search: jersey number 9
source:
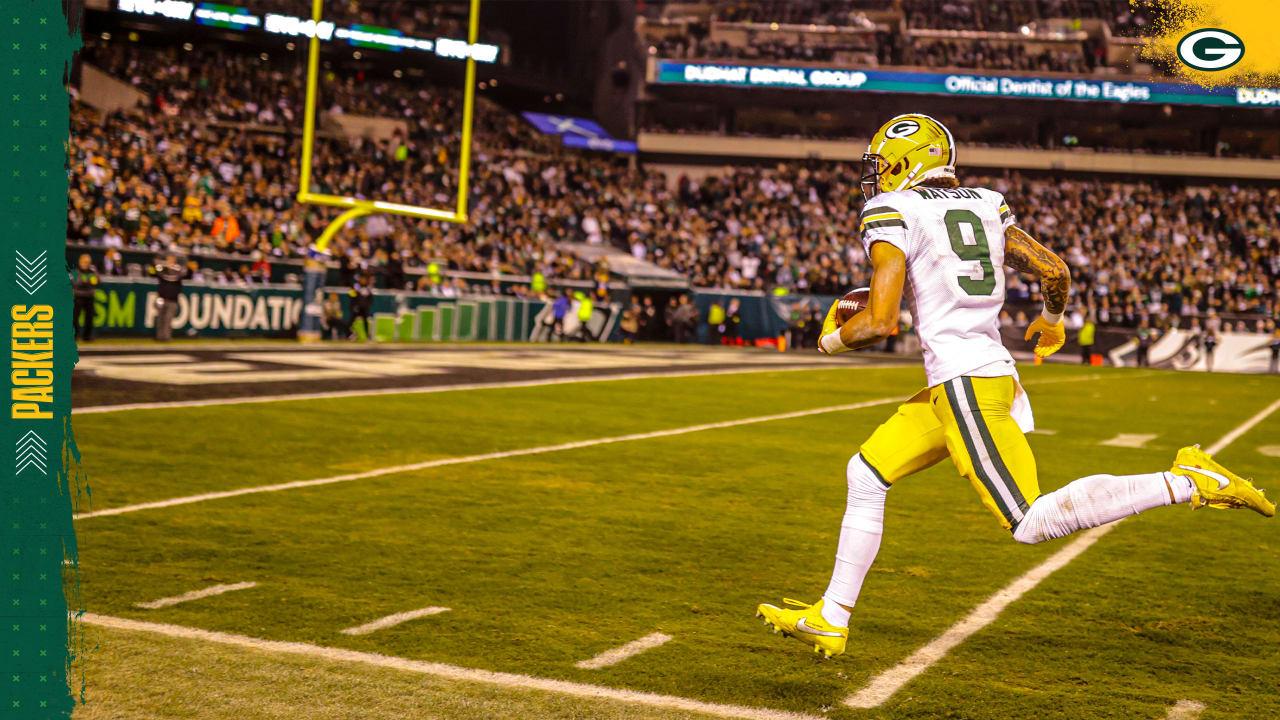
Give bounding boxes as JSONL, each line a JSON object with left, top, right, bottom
{"left": 944, "top": 209, "right": 996, "bottom": 296}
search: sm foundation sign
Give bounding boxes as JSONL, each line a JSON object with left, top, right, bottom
{"left": 92, "top": 281, "right": 304, "bottom": 337}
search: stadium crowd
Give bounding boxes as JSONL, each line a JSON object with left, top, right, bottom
{"left": 994, "top": 177, "right": 1280, "bottom": 330}
{"left": 651, "top": 35, "right": 873, "bottom": 65}
{"left": 644, "top": 0, "right": 1151, "bottom": 74}
{"left": 689, "top": 0, "right": 1156, "bottom": 34}
{"left": 896, "top": 0, "right": 1154, "bottom": 35}
{"left": 70, "top": 39, "right": 1278, "bottom": 331}
{"left": 905, "top": 38, "right": 1091, "bottom": 74}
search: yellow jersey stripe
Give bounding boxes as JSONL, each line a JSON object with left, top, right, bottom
{"left": 861, "top": 211, "right": 903, "bottom": 223}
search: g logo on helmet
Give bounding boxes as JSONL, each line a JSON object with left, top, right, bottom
{"left": 1176, "top": 28, "right": 1244, "bottom": 72}
{"left": 885, "top": 120, "right": 920, "bottom": 139}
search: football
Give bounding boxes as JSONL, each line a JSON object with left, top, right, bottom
{"left": 835, "top": 287, "right": 872, "bottom": 325}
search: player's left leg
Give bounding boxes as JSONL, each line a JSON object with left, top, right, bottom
{"left": 757, "top": 390, "right": 948, "bottom": 657}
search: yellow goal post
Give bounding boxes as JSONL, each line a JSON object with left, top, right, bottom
{"left": 296, "top": 0, "right": 479, "bottom": 252}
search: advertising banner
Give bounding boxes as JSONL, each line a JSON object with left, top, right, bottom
{"left": 655, "top": 60, "right": 1280, "bottom": 109}
{"left": 114, "top": 0, "right": 499, "bottom": 62}
{"left": 89, "top": 281, "right": 305, "bottom": 338}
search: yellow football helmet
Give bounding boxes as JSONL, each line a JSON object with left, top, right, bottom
{"left": 861, "top": 113, "right": 956, "bottom": 199}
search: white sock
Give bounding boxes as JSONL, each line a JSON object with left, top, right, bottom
{"left": 1013, "top": 471, "right": 1189, "bottom": 545}
{"left": 821, "top": 454, "right": 888, "bottom": 627}
{"left": 1165, "top": 471, "right": 1195, "bottom": 504}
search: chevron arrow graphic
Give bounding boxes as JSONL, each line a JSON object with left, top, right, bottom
{"left": 15, "top": 249, "right": 48, "bottom": 296}
{"left": 15, "top": 441, "right": 46, "bottom": 460}
{"left": 15, "top": 430, "right": 48, "bottom": 475}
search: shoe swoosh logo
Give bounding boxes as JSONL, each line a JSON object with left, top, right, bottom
{"left": 795, "top": 618, "right": 842, "bottom": 637}
{"left": 1179, "top": 464, "right": 1230, "bottom": 490}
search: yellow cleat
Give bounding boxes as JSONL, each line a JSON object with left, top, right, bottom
{"left": 1171, "top": 445, "right": 1274, "bottom": 517}
{"left": 755, "top": 598, "right": 848, "bottom": 658}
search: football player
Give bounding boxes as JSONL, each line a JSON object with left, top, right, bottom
{"left": 756, "top": 113, "right": 1274, "bottom": 658}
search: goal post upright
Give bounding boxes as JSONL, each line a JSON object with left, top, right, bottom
{"left": 456, "top": 0, "right": 479, "bottom": 219}
{"left": 295, "top": 0, "right": 480, "bottom": 242}
{"left": 294, "top": 0, "right": 481, "bottom": 341}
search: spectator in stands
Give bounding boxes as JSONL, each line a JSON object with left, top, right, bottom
{"left": 322, "top": 292, "right": 350, "bottom": 341}
{"left": 250, "top": 251, "right": 271, "bottom": 284}
{"left": 639, "top": 296, "right": 660, "bottom": 341}
{"left": 551, "top": 290, "right": 571, "bottom": 341}
{"left": 707, "top": 301, "right": 726, "bottom": 345}
{"left": 1134, "top": 318, "right": 1153, "bottom": 368}
{"left": 576, "top": 292, "right": 596, "bottom": 342}
{"left": 620, "top": 303, "right": 640, "bottom": 344}
{"left": 386, "top": 250, "right": 407, "bottom": 290}
{"left": 1078, "top": 312, "right": 1096, "bottom": 364}
{"left": 211, "top": 201, "right": 242, "bottom": 250}
{"left": 724, "top": 298, "right": 743, "bottom": 345}
{"left": 349, "top": 275, "right": 375, "bottom": 341}
{"left": 1203, "top": 327, "right": 1219, "bottom": 371}
{"left": 672, "top": 295, "right": 699, "bottom": 344}
{"left": 102, "top": 248, "right": 125, "bottom": 276}
{"left": 70, "top": 253, "right": 99, "bottom": 342}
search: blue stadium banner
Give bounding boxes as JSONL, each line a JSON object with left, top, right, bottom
{"left": 1, "top": 1, "right": 86, "bottom": 718}
{"left": 522, "top": 112, "right": 637, "bottom": 154}
{"left": 522, "top": 112, "right": 611, "bottom": 139}
{"left": 655, "top": 60, "right": 1280, "bottom": 108}
{"left": 562, "top": 135, "right": 638, "bottom": 154}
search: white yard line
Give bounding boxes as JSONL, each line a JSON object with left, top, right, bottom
{"left": 1163, "top": 700, "right": 1206, "bottom": 719}
{"left": 74, "top": 396, "right": 903, "bottom": 521}
{"left": 844, "top": 395, "right": 1280, "bottom": 710}
{"left": 134, "top": 582, "right": 257, "bottom": 610}
{"left": 73, "top": 363, "right": 864, "bottom": 415}
{"left": 73, "top": 372, "right": 1112, "bottom": 523}
{"left": 1208, "top": 398, "right": 1280, "bottom": 454}
{"left": 340, "top": 607, "right": 451, "bottom": 636}
{"left": 1099, "top": 433, "right": 1158, "bottom": 448}
{"left": 574, "top": 633, "right": 673, "bottom": 670}
{"left": 79, "top": 613, "right": 821, "bottom": 720}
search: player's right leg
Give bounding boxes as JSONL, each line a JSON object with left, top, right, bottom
{"left": 933, "top": 375, "right": 1272, "bottom": 546}
{"left": 756, "top": 389, "right": 948, "bottom": 657}
{"left": 1011, "top": 445, "right": 1272, "bottom": 543}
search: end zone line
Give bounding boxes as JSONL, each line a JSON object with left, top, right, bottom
{"left": 574, "top": 633, "right": 673, "bottom": 670}
{"left": 844, "top": 396, "right": 1280, "bottom": 709}
{"left": 80, "top": 613, "right": 822, "bottom": 720}
{"left": 134, "top": 582, "right": 258, "bottom": 610}
{"left": 340, "top": 607, "right": 451, "bottom": 636}
{"left": 72, "top": 373, "right": 1115, "bottom": 522}
{"left": 73, "top": 363, "right": 872, "bottom": 415}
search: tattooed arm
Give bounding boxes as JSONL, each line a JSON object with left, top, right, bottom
{"left": 1004, "top": 225, "right": 1070, "bottom": 316}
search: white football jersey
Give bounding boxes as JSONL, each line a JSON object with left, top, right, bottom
{"left": 859, "top": 186, "right": 1016, "bottom": 388}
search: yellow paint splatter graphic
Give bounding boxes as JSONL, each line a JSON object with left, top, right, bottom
{"left": 1140, "top": 0, "right": 1280, "bottom": 87}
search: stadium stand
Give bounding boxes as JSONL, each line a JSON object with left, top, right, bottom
{"left": 639, "top": 0, "right": 1160, "bottom": 75}
{"left": 70, "top": 30, "right": 1277, "bottom": 333}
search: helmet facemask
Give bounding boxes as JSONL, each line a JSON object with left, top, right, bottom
{"left": 860, "top": 152, "right": 887, "bottom": 200}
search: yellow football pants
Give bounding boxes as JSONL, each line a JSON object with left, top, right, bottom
{"left": 859, "top": 375, "right": 1039, "bottom": 531}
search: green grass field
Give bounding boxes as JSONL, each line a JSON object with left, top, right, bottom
{"left": 68, "top": 361, "right": 1280, "bottom": 719}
